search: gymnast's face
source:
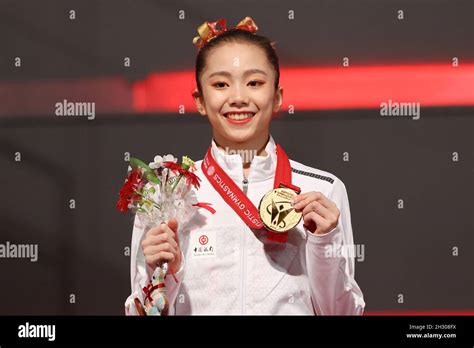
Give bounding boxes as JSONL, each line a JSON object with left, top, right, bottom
{"left": 194, "top": 41, "right": 283, "bottom": 149}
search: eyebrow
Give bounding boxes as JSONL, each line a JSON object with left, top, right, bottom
{"left": 207, "top": 69, "right": 268, "bottom": 79}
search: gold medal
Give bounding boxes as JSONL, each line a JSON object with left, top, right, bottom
{"left": 258, "top": 187, "right": 302, "bottom": 233}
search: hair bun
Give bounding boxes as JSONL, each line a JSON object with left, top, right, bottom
{"left": 192, "top": 16, "right": 258, "bottom": 49}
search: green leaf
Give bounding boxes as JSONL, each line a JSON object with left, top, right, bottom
{"left": 130, "top": 157, "right": 161, "bottom": 185}
{"left": 130, "top": 157, "right": 150, "bottom": 171}
{"left": 146, "top": 171, "right": 160, "bottom": 184}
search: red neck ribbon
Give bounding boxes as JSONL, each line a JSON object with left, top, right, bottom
{"left": 201, "top": 144, "right": 300, "bottom": 243}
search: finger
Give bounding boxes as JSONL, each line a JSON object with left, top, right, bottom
{"left": 292, "top": 192, "right": 312, "bottom": 205}
{"left": 294, "top": 191, "right": 337, "bottom": 212}
{"left": 144, "top": 242, "right": 178, "bottom": 257}
{"left": 143, "top": 233, "right": 178, "bottom": 250}
{"left": 141, "top": 230, "right": 165, "bottom": 249}
{"left": 167, "top": 218, "right": 180, "bottom": 245}
{"left": 145, "top": 241, "right": 178, "bottom": 256}
{"left": 161, "top": 224, "right": 177, "bottom": 242}
{"left": 314, "top": 193, "right": 338, "bottom": 211}
{"left": 163, "top": 232, "right": 178, "bottom": 249}
{"left": 143, "top": 222, "right": 174, "bottom": 247}
{"left": 303, "top": 211, "right": 330, "bottom": 234}
{"left": 146, "top": 222, "right": 167, "bottom": 237}
{"left": 293, "top": 192, "right": 323, "bottom": 210}
{"left": 302, "top": 201, "right": 332, "bottom": 220}
{"left": 313, "top": 196, "right": 340, "bottom": 223}
{"left": 167, "top": 218, "right": 178, "bottom": 234}
{"left": 146, "top": 251, "right": 175, "bottom": 268}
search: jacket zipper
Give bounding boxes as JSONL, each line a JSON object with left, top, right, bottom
{"left": 242, "top": 178, "right": 248, "bottom": 195}
{"left": 241, "top": 177, "right": 249, "bottom": 314}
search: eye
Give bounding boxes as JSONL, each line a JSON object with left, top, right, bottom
{"left": 248, "top": 80, "right": 264, "bottom": 87}
{"left": 213, "top": 82, "right": 228, "bottom": 89}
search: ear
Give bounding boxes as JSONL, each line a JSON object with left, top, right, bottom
{"left": 272, "top": 86, "right": 284, "bottom": 114}
{"left": 193, "top": 88, "right": 207, "bottom": 116}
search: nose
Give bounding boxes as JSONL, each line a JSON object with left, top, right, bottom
{"left": 228, "top": 85, "right": 249, "bottom": 107}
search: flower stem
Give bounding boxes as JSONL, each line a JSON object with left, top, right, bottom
{"left": 134, "top": 190, "right": 161, "bottom": 209}
{"left": 171, "top": 174, "right": 183, "bottom": 193}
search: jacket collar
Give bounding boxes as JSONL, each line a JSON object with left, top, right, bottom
{"left": 210, "top": 135, "right": 277, "bottom": 183}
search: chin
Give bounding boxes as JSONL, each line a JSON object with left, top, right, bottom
{"left": 221, "top": 129, "right": 259, "bottom": 144}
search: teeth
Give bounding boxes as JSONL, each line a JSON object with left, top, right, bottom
{"left": 225, "top": 112, "right": 255, "bottom": 120}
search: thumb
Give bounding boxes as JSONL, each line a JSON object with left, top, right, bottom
{"left": 167, "top": 218, "right": 179, "bottom": 243}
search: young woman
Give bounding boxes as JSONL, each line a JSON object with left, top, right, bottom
{"left": 125, "top": 17, "right": 365, "bottom": 315}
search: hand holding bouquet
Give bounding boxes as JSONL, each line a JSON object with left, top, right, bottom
{"left": 117, "top": 154, "right": 200, "bottom": 316}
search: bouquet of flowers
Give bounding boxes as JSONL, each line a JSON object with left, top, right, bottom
{"left": 117, "top": 154, "right": 201, "bottom": 316}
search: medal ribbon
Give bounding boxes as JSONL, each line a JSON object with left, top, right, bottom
{"left": 202, "top": 143, "right": 299, "bottom": 243}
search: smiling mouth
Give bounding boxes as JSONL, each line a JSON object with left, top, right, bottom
{"left": 223, "top": 112, "right": 256, "bottom": 121}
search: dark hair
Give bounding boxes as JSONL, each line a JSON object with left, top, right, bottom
{"left": 194, "top": 29, "right": 280, "bottom": 96}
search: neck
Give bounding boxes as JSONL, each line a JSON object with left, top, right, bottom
{"left": 214, "top": 135, "right": 269, "bottom": 161}
{"left": 214, "top": 134, "right": 270, "bottom": 179}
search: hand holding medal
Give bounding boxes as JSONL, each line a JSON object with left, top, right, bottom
{"left": 292, "top": 192, "right": 341, "bottom": 235}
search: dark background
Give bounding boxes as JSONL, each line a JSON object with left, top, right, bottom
{"left": 0, "top": 0, "right": 472, "bottom": 314}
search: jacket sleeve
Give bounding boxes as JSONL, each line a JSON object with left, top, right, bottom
{"left": 124, "top": 216, "right": 185, "bottom": 315}
{"left": 305, "top": 178, "right": 365, "bottom": 315}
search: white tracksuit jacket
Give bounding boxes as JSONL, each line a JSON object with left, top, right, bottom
{"left": 125, "top": 136, "right": 365, "bottom": 315}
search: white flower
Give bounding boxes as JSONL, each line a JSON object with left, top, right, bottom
{"left": 149, "top": 155, "right": 163, "bottom": 169}
{"left": 149, "top": 154, "right": 177, "bottom": 169}
{"left": 163, "top": 154, "right": 177, "bottom": 163}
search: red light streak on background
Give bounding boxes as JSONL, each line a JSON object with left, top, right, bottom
{"left": 133, "top": 64, "right": 474, "bottom": 113}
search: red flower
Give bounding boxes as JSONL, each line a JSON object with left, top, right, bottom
{"left": 163, "top": 161, "right": 201, "bottom": 189}
{"left": 117, "top": 169, "right": 144, "bottom": 213}
{"left": 163, "top": 161, "right": 184, "bottom": 175}
{"left": 184, "top": 171, "right": 201, "bottom": 189}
